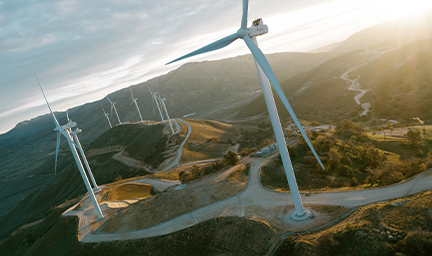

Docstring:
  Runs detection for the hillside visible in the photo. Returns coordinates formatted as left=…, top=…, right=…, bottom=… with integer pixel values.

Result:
left=0, top=122, right=179, bottom=239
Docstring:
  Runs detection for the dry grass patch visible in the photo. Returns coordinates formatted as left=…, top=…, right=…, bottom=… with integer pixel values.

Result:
left=106, top=184, right=155, bottom=201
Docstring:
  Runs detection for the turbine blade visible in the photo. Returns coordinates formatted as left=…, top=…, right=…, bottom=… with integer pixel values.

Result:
left=106, top=96, right=113, bottom=104
left=166, top=33, right=239, bottom=65
left=55, top=132, right=60, bottom=175
left=56, top=128, right=78, bottom=148
left=66, top=110, right=69, bottom=121
left=130, top=88, right=134, bottom=99
left=241, top=0, right=249, bottom=29
left=242, top=36, right=324, bottom=169
left=152, top=95, right=156, bottom=114
left=32, top=65, right=61, bottom=128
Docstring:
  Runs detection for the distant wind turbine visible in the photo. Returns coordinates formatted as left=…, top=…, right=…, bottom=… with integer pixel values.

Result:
left=425, top=10, right=431, bottom=38
left=158, top=95, right=175, bottom=134
left=33, top=66, right=103, bottom=219
left=102, top=106, right=112, bottom=128
left=358, top=29, right=368, bottom=52
left=106, top=96, right=121, bottom=124
left=147, top=85, right=164, bottom=122
left=130, top=88, right=144, bottom=123
left=396, top=20, right=402, bottom=48
left=166, top=0, right=324, bottom=220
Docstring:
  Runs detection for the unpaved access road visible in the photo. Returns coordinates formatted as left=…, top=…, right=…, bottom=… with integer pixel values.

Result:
left=65, top=150, right=432, bottom=242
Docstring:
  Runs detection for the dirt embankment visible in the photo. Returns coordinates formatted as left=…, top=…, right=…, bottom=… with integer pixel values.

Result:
left=274, top=191, right=432, bottom=256
left=100, top=165, right=249, bottom=233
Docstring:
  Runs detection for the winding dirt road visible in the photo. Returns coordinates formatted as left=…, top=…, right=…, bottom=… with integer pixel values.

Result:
left=341, top=50, right=388, bottom=116
left=64, top=150, right=432, bottom=242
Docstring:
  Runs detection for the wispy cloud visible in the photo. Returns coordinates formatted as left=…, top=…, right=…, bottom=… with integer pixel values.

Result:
left=1, top=0, right=431, bottom=134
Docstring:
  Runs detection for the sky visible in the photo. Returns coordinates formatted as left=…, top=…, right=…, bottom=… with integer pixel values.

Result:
left=1, top=0, right=432, bottom=134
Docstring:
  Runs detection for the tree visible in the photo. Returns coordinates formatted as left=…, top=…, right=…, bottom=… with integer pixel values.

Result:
left=406, top=129, right=422, bottom=148
left=224, top=151, right=239, bottom=165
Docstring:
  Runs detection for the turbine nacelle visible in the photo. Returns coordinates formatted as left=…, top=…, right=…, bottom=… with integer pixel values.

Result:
left=248, top=18, right=268, bottom=37
left=70, top=128, right=82, bottom=135
left=60, top=120, right=77, bottom=130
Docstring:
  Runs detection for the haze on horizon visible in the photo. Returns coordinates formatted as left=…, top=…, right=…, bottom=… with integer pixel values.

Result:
left=1, top=0, right=431, bottom=135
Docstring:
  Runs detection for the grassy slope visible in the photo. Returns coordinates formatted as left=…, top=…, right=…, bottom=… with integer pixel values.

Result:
left=274, top=191, right=432, bottom=256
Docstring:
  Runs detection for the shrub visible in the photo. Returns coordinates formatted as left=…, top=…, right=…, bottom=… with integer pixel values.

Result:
left=417, top=149, right=424, bottom=157
left=350, top=177, right=359, bottom=187
left=224, top=151, right=239, bottom=165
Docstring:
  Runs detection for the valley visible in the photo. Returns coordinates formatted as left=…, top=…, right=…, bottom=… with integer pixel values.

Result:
left=1, top=9, right=432, bottom=255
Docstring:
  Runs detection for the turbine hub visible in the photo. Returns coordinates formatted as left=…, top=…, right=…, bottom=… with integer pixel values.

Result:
left=237, top=28, right=249, bottom=38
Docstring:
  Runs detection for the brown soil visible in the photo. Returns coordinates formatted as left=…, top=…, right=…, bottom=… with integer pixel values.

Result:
left=274, top=191, right=432, bottom=256
left=100, top=165, right=248, bottom=233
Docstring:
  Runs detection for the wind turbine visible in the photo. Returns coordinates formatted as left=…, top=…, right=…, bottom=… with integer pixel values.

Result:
left=166, top=0, right=324, bottom=220
left=33, top=66, right=103, bottom=219
left=102, top=106, right=112, bottom=128
left=425, top=9, right=431, bottom=38
left=358, top=29, right=368, bottom=52
left=106, top=96, right=121, bottom=124
left=130, top=88, right=144, bottom=123
left=147, top=85, right=164, bottom=122
left=158, top=95, right=175, bottom=134
left=66, top=111, right=100, bottom=191
left=396, top=20, right=402, bottom=48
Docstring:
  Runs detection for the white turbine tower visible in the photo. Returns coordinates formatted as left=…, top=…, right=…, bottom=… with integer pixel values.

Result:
left=33, top=66, right=103, bottom=219
left=358, top=29, right=368, bottom=52
left=167, top=0, right=324, bottom=220
left=396, top=20, right=402, bottom=48
left=102, top=106, right=112, bottom=128
left=147, top=86, right=165, bottom=122
left=425, top=9, right=431, bottom=38
left=106, top=96, right=121, bottom=124
left=66, top=111, right=100, bottom=191
left=130, top=88, right=144, bottom=123
left=158, top=95, right=175, bottom=134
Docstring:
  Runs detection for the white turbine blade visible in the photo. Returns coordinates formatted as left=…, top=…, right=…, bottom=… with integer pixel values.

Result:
left=242, top=35, right=324, bottom=169
left=152, top=96, right=156, bottom=114
left=241, top=0, right=249, bottom=29
left=130, top=88, right=134, bottom=99
left=66, top=110, right=70, bottom=121
left=147, top=85, right=153, bottom=94
left=32, top=65, right=61, bottom=128
left=106, top=96, right=113, bottom=104
left=56, top=128, right=78, bottom=148
left=55, top=132, right=60, bottom=175
left=130, top=99, right=134, bottom=105
left=166, top=33, right=239, bottom=65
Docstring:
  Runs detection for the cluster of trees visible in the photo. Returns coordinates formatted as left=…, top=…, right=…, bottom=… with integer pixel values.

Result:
left=335, top=119, right=365, bottom=136
left=178, top=151, right=239, bottom=183
left=299, top=133, right=387, bottom=177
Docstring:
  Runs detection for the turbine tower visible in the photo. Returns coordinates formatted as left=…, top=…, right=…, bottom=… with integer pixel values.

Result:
left=102, top=106, right=112, bottom=128
left=396, top=20, right=402, bottom=48
left=147, top=85, right=164, bottom=122
left=130, top=88, right=144, bottom=123
left=166, top=0, right=324, bottom=220
left=106, top=96, right=121, bottom=124
left=158, top=95, right=175, bottom=134
left=66, top=112, right=100, bottom=191
left=33, top=66, right=103, bottom=219
left=358, top=29, right=368, bottom=52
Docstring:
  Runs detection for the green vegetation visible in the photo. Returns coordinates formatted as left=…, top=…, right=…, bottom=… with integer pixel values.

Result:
left=179, top=151, right=240, bottom=183
left=275, top=191, right=432, bottom=256
left=261, top=120, right=432, bottom=190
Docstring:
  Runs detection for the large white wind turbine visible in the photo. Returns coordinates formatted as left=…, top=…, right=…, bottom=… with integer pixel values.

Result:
left=106, top=96, right=121, bottom=124
left=158, top=95, right=175, bottom=134
left=102, top=106, right=112, bottom=128
left=147, top=86, right=165, bottom=122
left=33, top=66, right=103, bottom=219
left=130, top=88, right=144, bottom=123
left=167, top=0, right=324, bottom=220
